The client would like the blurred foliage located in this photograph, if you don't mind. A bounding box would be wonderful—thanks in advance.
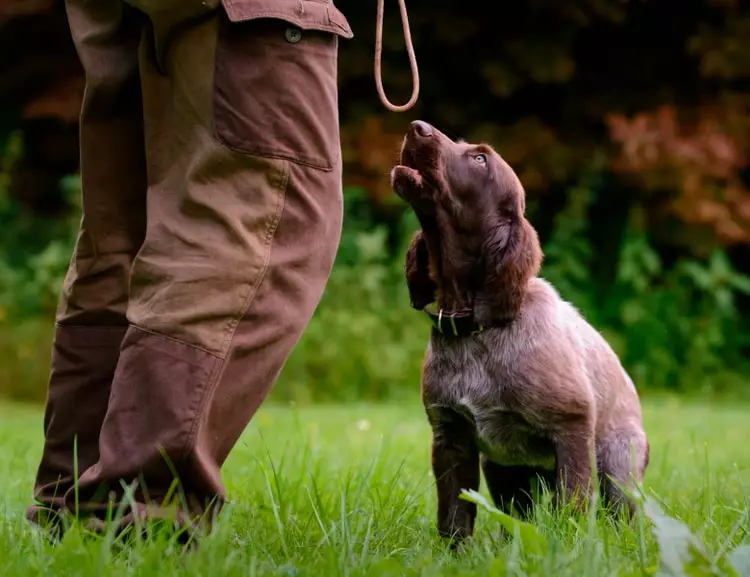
[5,0,750,250]
[1,159,749,403]
[541,163,750,394]
[2,0,750,401]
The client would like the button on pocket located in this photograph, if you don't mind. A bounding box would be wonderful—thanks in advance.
[284,27,302,43]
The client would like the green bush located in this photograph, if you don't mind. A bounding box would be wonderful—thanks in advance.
[1,157,749,403]
[541,174,750,396]
[0,134,79,324]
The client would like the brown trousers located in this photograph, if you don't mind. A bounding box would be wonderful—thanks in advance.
[29,0,352,529]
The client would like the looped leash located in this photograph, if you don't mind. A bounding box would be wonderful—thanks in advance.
[374,0,420,112]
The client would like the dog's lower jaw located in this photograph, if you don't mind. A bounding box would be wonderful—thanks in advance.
[390,165,423,200]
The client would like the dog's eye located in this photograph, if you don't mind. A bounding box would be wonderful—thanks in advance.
[474,153,487,165]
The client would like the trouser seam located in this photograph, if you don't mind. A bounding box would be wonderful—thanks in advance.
[129,325,224,359]
[52,322,129,332]
[178,160,290,467]
[214,163,289,356]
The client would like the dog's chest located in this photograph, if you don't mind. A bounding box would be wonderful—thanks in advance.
[425,339,556,470]
[456,397,556,470]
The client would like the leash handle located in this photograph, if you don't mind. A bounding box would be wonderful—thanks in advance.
[374,0,420,112]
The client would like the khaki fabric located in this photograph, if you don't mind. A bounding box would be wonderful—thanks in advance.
[30,0,352,532]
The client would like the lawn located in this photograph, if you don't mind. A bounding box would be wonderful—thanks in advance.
[0,397,748,576]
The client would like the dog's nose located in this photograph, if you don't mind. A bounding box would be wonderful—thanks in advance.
[410,120,433,138]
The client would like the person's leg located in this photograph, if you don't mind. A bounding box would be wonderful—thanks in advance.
[62,1,353,531]
[28,0,148,531]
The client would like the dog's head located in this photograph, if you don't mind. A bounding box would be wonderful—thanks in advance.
[390,120,526,227]
[392,121,541,324]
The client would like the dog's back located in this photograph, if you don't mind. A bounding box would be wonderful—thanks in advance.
[526,277,644,434]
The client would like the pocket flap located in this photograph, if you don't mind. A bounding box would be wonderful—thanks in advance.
[221,0,353,39]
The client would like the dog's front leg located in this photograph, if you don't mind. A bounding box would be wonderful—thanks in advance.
[553,422,596,512]
[430,412,479,548]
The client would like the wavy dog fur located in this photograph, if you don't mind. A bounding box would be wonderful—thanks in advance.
[391,121,649,547]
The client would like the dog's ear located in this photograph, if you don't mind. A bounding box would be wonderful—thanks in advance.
[475,215,542,325]
[405,229,436,310]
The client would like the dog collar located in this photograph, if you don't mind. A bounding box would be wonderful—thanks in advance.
[423,307,485,338]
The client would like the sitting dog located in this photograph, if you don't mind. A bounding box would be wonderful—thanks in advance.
[390,120,649,546]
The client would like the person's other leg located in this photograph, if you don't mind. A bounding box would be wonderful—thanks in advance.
[63,1,353,531]
[28,0,148,530]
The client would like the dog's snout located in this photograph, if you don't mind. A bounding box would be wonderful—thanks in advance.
[410,120,433,138]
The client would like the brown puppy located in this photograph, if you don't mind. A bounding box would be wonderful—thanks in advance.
[390,120,649,547]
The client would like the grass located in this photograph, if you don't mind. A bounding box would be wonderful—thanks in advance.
[0,396,749,576]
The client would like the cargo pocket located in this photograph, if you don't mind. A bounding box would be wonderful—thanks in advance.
[214,0,353,171]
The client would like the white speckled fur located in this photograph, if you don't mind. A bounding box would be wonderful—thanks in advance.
[423,276,648,482]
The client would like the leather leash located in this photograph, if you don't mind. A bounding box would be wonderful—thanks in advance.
[374,0,420,112]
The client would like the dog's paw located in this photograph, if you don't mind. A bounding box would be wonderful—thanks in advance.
[437,526,472,554]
